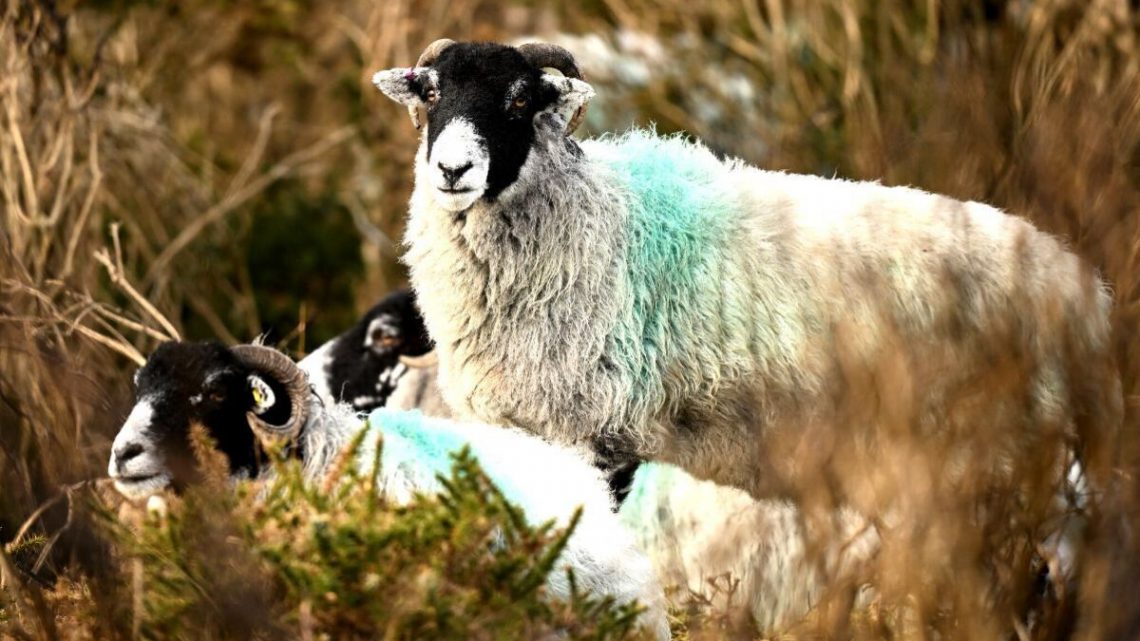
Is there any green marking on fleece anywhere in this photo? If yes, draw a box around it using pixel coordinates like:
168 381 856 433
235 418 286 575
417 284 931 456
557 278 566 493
593 129 737 385
367 408 523 504
616 463 666 526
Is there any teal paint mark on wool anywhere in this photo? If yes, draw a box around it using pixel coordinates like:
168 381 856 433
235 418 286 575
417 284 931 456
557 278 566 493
366 408 524 504
593 129 737 385
368 408 466 478
617 463 668 526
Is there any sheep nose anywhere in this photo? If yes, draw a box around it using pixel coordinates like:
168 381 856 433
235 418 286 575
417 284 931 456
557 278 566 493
114 442 144 469
438 161 472 186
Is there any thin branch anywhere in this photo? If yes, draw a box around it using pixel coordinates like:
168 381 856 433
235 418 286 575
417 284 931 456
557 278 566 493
60 126 103 279
91 304 171 342
147 125 356 281
226 104 280 200
69 322 146 366
9 492 67 549
346 194 398 255
186 295 240 345
2 278 147 364
94 229 181 341
5 81 39 222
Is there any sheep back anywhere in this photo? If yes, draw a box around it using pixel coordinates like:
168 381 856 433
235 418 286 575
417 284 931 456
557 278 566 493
361 407 669 639
404 126 1120 501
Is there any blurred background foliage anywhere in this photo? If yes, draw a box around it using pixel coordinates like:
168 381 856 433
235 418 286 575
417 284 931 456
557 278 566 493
3 0 1140 639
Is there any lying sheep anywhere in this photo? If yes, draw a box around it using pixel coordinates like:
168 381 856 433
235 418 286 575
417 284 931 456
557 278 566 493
372 40 1120 507
385 354 879 635
107 341 671 640
298 288 432 411
397 365 850 630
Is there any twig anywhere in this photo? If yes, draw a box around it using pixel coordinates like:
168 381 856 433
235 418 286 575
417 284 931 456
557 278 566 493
226 104 280 200
69 322 146 366
91 304 170 342
60 126 103 279
5 81 39 223
299 599 314 641
3 276 148 364
30 486 79 575
274 301 308 354
41 121 73 227
146 125 356 281
346 194 397 255
94 226 181 341
330 13 369 55
131 557 143 641
9 494 66 550
186 295 240 345
90 312 146 360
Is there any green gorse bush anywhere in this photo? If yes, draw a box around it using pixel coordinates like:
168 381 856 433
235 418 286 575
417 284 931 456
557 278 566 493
62 429 653 641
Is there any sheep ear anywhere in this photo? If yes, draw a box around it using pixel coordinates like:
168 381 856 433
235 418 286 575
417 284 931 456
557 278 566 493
540 74 594 119
372 68 432 108
247 374 277 416
374 67 437 129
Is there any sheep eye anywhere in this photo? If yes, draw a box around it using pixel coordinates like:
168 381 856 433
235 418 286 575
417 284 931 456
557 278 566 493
512 97 527 109
209 391 225 403
425 89 439 105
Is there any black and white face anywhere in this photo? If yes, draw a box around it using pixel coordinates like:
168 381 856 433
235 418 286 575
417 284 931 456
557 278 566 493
373 42 594 212
319 288 433 411
107 342 291 501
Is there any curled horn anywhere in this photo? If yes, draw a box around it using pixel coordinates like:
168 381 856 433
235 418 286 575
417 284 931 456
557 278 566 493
231 345 310 441
516 42 588 135
406 38 457 129
399 351 439 369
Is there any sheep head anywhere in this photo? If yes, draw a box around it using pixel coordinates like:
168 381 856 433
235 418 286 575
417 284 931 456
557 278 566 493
107 341 310 501
372 40 594 213
299 288 433 412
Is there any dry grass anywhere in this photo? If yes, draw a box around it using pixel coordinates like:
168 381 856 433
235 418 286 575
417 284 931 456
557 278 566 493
2 0 1139 639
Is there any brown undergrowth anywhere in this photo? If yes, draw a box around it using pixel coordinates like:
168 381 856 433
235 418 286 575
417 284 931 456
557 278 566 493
2 0 1139 639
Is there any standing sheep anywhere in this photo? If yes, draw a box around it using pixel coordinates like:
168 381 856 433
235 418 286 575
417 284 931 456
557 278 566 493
371 40 1120 506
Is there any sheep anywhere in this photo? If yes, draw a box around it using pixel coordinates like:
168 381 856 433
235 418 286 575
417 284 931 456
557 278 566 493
388 354 877 634
385 353 884 634
106 341 672 640
371 40 1120 509
298 288 432 412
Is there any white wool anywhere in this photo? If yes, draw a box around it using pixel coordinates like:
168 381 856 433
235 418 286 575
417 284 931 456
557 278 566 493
388 359 877 635
621 463 878 635
297 403 670 640
297 339 337 402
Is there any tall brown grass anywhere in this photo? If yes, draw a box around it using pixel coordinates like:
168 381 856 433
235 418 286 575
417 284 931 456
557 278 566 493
2 0 1139 639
